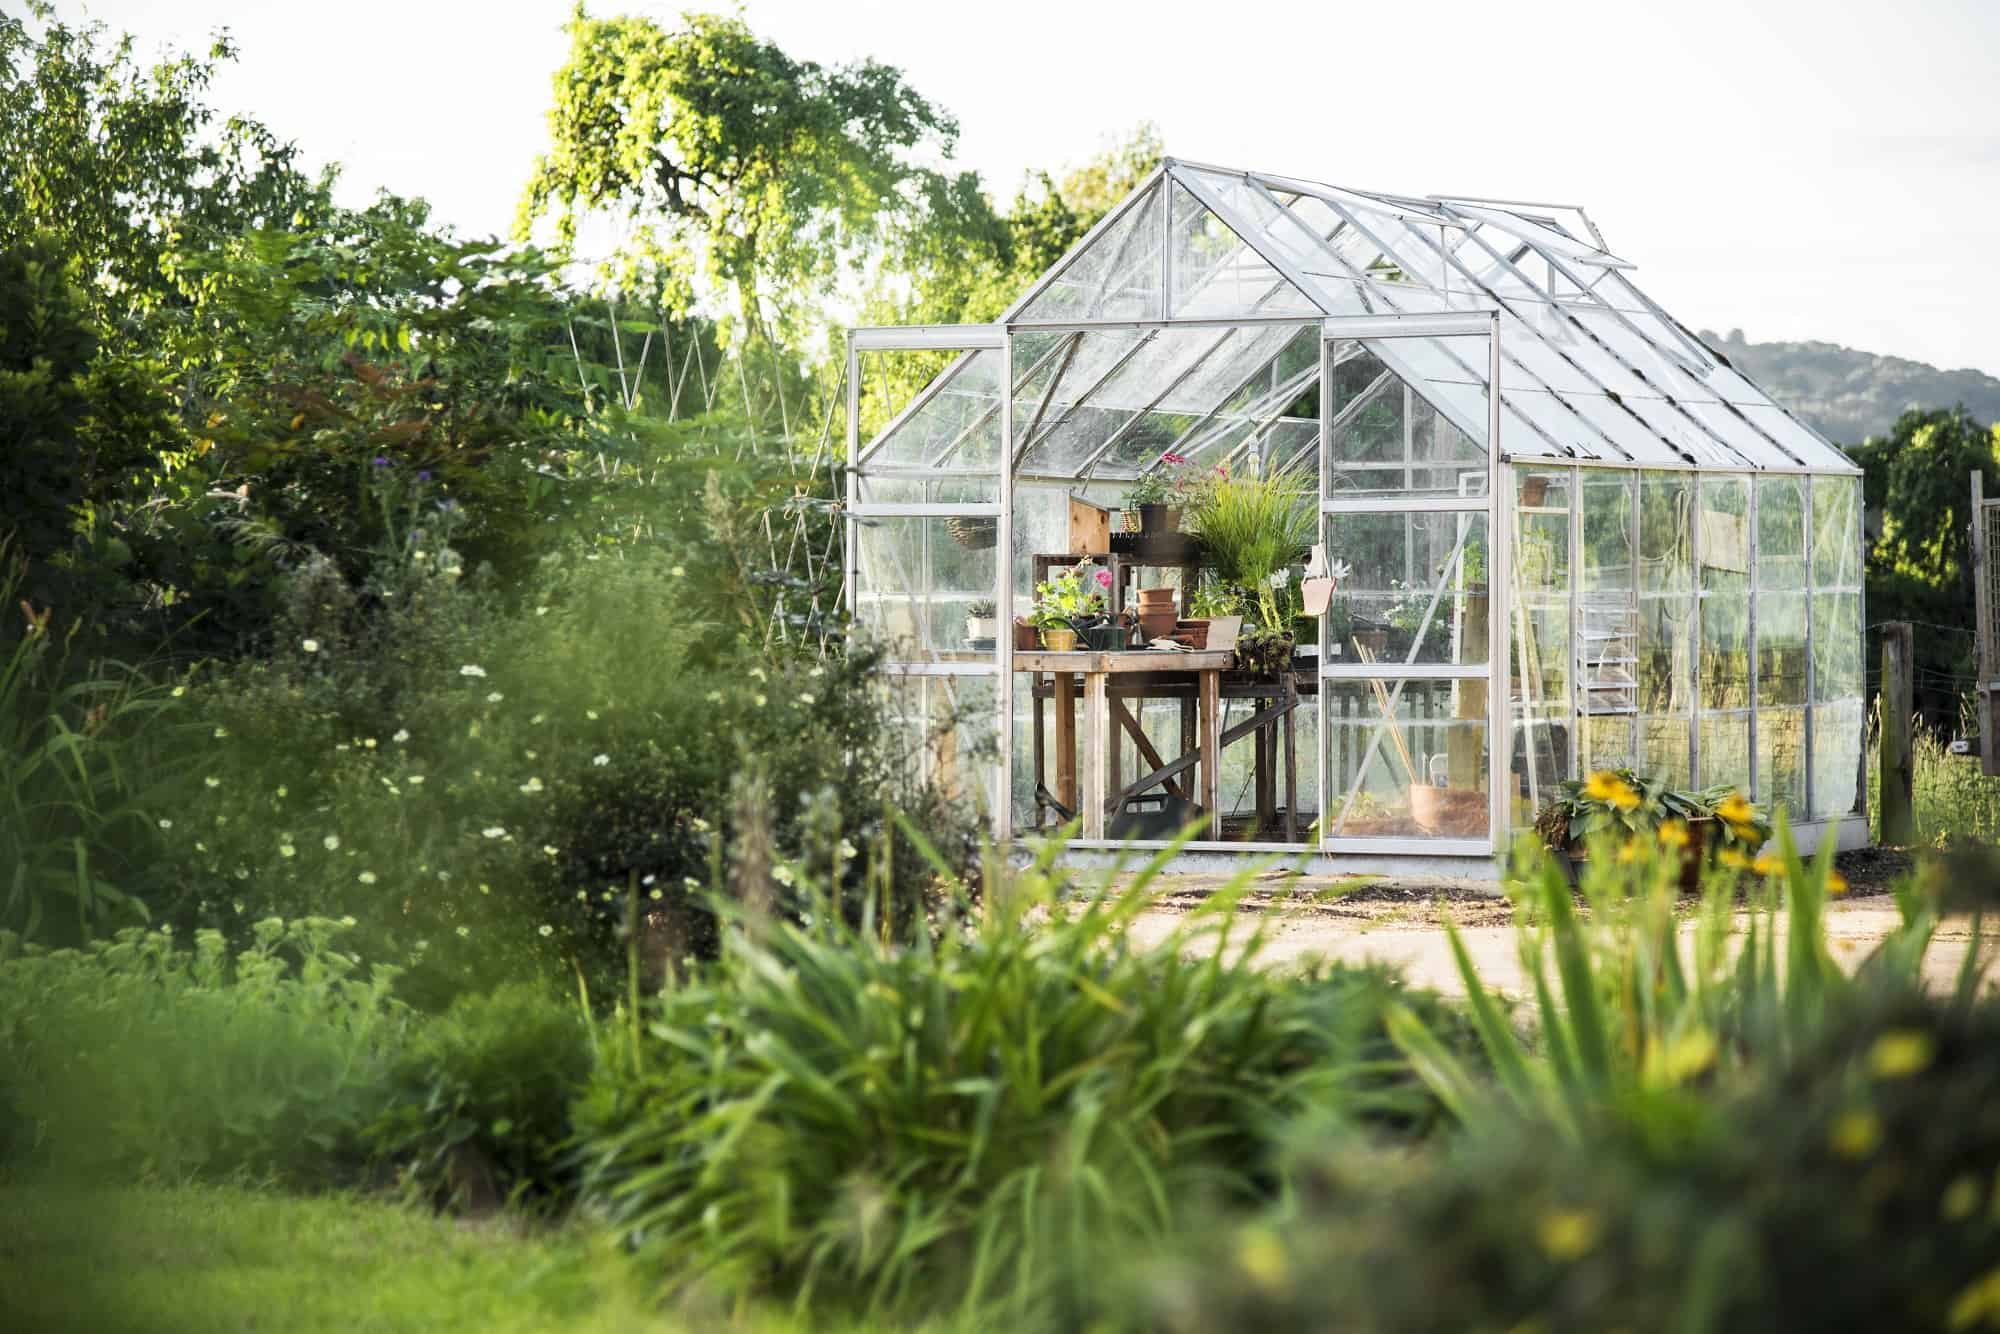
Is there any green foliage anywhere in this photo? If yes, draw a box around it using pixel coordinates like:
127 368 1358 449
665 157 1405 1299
365 982 593 1213
0 6 321 322
1390 817 1956 1141
1028 562 1110 629
1149 984 2000 1334
1534 768 1772 852
0 554 183 942
1188 470 1314 634
0 916 407 1183
572 841 1450 1323
520 8 968 336
151 540 977 1005
1851 405 2000 725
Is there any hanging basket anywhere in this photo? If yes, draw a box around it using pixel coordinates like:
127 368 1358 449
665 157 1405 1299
946 516 998 550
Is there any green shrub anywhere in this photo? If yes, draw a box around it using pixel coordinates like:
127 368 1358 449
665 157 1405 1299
572 837 1453 1324
1145 984 2000 1333
364 982 593 1213
150 544 980 1007
0 917 407 1183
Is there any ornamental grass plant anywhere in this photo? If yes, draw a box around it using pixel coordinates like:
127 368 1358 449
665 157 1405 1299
571 828 1458 1326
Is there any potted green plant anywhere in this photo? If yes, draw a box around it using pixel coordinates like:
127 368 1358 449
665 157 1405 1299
1188 469 1314 674
1127 452 1220 535
1534 771 1771 891
964 598 998 645
1030 564 1110 652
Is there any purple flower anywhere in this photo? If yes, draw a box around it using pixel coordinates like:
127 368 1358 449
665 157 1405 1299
373 456 390 468
416 470 432 482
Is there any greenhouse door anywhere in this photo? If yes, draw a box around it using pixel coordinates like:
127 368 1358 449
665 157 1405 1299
845 327 1013 841
1318 316 1504 856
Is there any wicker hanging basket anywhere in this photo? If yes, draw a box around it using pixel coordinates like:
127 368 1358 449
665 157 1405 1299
946 516 998 550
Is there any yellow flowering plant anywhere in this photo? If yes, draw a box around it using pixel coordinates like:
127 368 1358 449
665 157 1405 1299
1536 769 1774 861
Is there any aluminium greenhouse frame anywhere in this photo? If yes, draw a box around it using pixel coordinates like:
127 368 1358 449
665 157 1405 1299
844 158 1867 872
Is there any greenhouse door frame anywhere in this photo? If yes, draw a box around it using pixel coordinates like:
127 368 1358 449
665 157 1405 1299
1317 312 1507 858
845 325 1013 843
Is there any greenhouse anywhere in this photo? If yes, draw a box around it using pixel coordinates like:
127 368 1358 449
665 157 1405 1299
844 158 1866 872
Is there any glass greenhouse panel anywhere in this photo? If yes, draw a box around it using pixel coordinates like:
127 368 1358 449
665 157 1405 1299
1811 592 1863 702
857 347 1004 470
1757 475 1807 590
1324 513 1491 667
1323 678 1489 841
1811 699 1865 819
853 517 998 663
881 674 1001 823
1812 476 1862 589
1168 180 1321 321
1757 592 1809 707
1759 706 1807 813
1016 182 1165 324
1699 712 1751 792
1324 341 1487 500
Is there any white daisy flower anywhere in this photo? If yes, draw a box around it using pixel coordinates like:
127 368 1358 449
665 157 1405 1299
459 664 486 678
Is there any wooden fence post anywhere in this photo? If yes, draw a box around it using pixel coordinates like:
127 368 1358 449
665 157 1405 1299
1879 621 1915 845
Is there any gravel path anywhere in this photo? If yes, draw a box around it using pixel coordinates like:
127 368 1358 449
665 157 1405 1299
1121 855 1992 998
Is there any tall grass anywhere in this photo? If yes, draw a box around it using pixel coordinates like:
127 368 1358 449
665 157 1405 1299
1863 695 2000 847
572 829 1453 1324
0 552 183 941
1389 813 1982 1139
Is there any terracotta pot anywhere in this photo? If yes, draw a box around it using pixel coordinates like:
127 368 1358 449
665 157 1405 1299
1677 816 1716 893
1519 475 1551 508
1408 784 1486 836
1138 608 1178 640
1135 586 1177 607
1176 618 1210 649
1013 619 1038 651
1041 626 1078 652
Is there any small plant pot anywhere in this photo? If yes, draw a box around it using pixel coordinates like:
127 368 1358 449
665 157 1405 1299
1678 816 1717 893
1519 476 1551 508
1013 619 1039 651
1176 618 1211 650
1138 503 1180 535
1121 509 1142 534
1040 626 1079 652
965 616 997 644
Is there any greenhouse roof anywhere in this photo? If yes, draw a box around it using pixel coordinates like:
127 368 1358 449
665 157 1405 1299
861 158 1858 481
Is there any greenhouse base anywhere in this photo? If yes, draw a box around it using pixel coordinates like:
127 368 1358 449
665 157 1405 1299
1039 818 1870 884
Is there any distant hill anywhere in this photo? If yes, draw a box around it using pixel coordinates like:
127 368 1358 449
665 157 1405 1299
1696 329 2000 447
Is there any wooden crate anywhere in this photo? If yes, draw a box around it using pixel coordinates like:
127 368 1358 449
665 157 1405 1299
1067 497 1110 554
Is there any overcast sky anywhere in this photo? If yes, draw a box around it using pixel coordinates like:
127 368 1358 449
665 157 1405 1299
64 0 2000 376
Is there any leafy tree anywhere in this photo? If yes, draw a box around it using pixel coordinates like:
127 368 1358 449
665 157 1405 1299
1850 405 2000 727
518 8 977 342
0 5 323 323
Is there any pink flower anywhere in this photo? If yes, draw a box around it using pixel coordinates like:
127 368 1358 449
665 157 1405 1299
1161 452 1188 465
1095 569 1113 588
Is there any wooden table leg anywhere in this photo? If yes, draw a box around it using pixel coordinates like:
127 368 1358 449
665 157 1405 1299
1033 680 1046 827
1200 669 1222 839
1284 674 1299 843
1082 670 1108 840
1054 672 1076 819
1255 707 1272 835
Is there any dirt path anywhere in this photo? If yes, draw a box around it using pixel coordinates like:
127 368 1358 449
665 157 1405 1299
1123 860 1994 998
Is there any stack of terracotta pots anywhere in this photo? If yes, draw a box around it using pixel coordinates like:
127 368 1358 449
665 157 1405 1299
1135 586 1179 641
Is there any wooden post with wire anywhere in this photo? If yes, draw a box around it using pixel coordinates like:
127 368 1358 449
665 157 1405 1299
1879 621 1915 846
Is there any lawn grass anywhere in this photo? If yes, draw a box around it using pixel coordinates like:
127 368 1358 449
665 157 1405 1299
0 1179 664 1334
